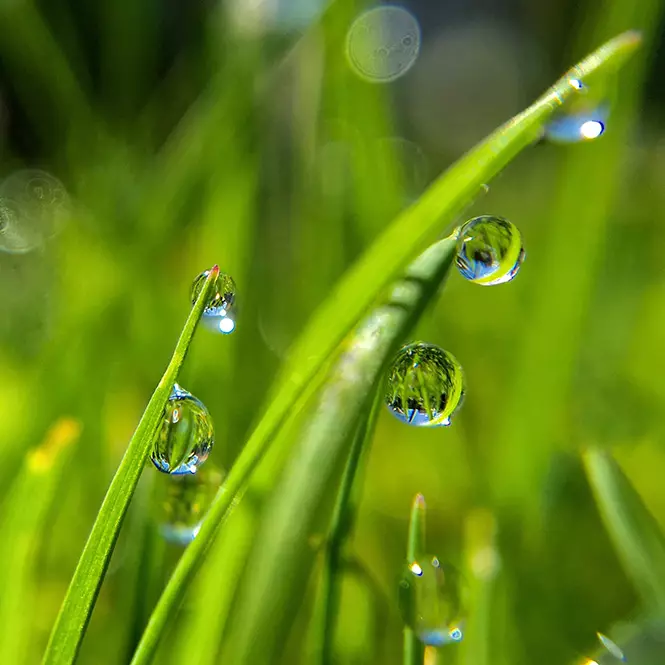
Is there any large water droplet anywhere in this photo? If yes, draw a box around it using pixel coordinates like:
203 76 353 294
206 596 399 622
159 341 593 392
191 269 236 317
456 215 525 285
0 170 70 254
399 555 465 647
385 342 464 427
545 105 608 143
151 384 214 475
156 463 222 545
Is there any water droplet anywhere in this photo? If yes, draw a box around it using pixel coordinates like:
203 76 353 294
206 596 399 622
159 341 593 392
399 555 465 647
191 269 236 317
151 384 214 475
346 6 421 83
156 463 222 545
456 215 525 285
597 632 626 661
385 342 464 427
545 105 608 143
569 78 585 91
0 170 70 254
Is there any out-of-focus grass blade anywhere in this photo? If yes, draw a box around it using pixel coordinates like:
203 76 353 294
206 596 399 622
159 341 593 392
309 395 381 665
404 494 427 665
583 448 665 614
224 232 459 664
0 419 81 664
41 267 221 665
129 33 641 665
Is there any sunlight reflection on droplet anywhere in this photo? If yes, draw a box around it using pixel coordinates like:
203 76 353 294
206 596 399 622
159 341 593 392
410 562 424 576
580 120 604 140
219 317 236 334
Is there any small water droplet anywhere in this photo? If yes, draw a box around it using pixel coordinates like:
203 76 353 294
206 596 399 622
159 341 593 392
191 269 236 317
156 463 222 545
399 555 465 647
597 632 626 661
569 78 585 91
151 384 214 475
456 215 525 285
385 342 464 427
545 105 608 143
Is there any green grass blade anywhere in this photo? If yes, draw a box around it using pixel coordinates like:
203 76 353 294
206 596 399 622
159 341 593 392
41 266 221 665
128 32 641 664
0 419 81 664
583 448 665 614
310 393 382 665
404 494 427 665
224 232 458 665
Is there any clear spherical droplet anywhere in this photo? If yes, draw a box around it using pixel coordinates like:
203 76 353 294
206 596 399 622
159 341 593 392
156 463 223 545
545 105 608 144
456 215 525 286
399 555 465 647
191 269 236 317
0 170 70 254
385 342 464 427
151 384 214 475
346 6 421 83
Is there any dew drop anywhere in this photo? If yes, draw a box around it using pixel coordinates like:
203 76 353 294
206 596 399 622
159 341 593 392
597 632 626 661
150 384 214 475
385 342 464 427
399 555 465 647
191 269 236 317
346 6 421 83
157 463 222 545
545 105 608 144
456 215 525 286
569 78 585 91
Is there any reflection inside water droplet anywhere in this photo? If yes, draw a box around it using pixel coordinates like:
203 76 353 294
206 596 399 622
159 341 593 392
399 554 465 647
385 342 464 427
156 463 222 545
151 383 214 475
456 215 525 285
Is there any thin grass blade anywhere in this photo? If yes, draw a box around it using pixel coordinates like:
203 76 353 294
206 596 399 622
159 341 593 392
42 266 221 665
404 494 427 665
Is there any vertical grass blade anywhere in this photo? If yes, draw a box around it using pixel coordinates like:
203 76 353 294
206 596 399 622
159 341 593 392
0 419 81 664
404 494 427 665
310 394 381 665
128 33 642 665
42 266 221 665
583 448 665 614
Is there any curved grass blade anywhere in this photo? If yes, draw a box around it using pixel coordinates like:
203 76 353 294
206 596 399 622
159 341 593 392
583 448 665 614
0 419 81 664
129 33 641 665
404 494 427 665
309 394 382 665
224 232 459 664
41 266 221 665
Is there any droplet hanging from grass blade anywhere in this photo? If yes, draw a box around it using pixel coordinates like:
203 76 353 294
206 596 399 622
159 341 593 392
191 269 237 317
545 104 608 143
150 384 214 475
456 215 525 285
385 342 464 427
399 554 466 647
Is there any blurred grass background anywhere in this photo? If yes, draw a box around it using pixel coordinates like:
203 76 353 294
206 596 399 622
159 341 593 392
0 0 664 663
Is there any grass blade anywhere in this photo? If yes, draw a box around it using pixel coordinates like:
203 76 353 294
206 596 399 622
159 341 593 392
225 232 458 664
583 448 665 614
0 419 81 664
129 33 641 664
41 266 221 665
310 393 382 665
404 494 427 665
